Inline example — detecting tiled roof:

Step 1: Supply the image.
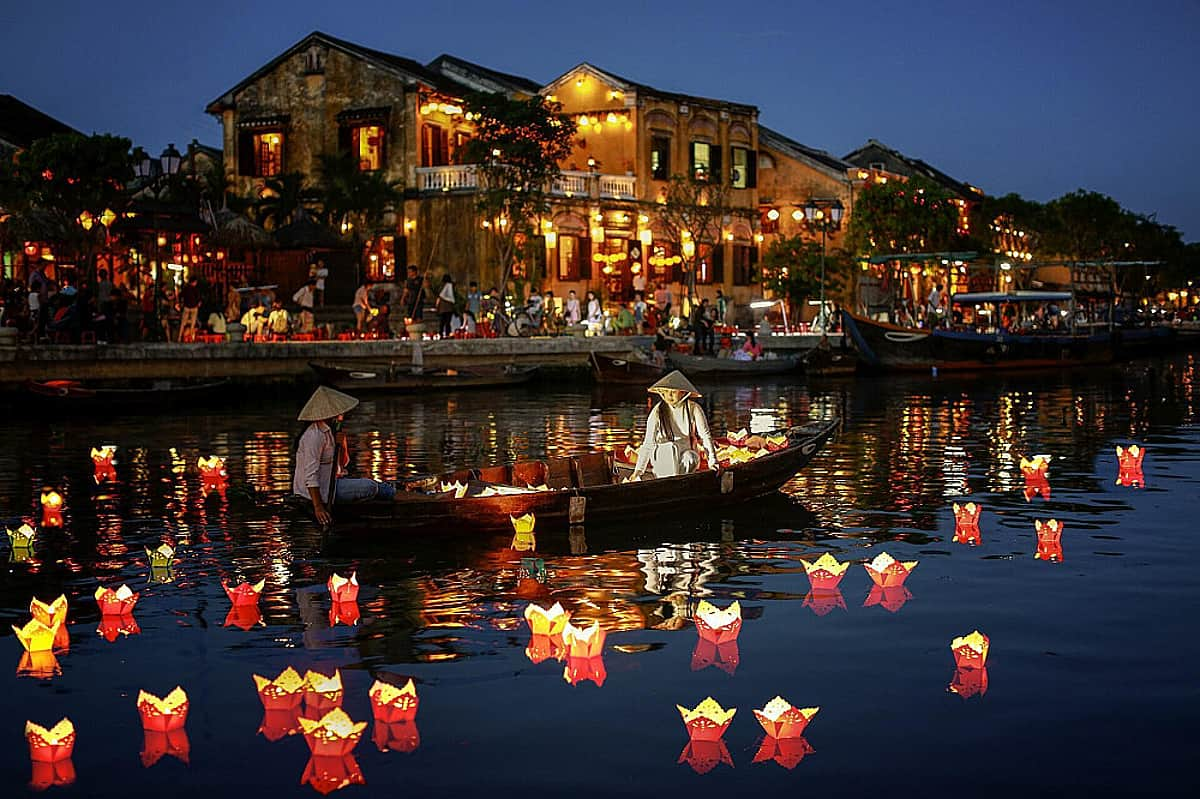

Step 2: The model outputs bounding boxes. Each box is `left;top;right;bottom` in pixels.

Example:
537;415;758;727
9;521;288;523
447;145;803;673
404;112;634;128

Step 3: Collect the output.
547;63;757;115
844;138;979;198
758;125;852;177
427;54;542;96
0;95;78;150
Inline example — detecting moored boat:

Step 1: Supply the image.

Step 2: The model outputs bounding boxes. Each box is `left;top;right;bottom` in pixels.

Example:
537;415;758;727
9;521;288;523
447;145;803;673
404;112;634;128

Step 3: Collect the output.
589;351;665;385
842;292;1115;371
310;361;538;392
24;377;231;408
298;418;838;533
667;351;802;377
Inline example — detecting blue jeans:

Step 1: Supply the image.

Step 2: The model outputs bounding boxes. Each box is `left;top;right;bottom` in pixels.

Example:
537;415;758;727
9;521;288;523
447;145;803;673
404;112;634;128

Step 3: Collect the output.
335;478;396;503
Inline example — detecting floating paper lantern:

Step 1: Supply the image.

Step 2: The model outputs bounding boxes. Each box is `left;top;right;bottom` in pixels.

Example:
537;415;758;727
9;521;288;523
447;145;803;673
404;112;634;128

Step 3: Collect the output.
254;667;306;710
301;753;365;795
197;455;228;493
950;630;990;669
224;604;263;630
693;600;741;644
40;488;64;527
329;600;360;627
298;708;368;757
863;552;918;587
304;669;345;715
1034;519;1064;562
439;480;468;499
525;633;563;665
1023;475;1051;502
16;651;61;679
690;638;740;675
91;445;117;483
754;697;818;739
96;614;140;642
223;579;266;606
677;697;736;742
94;585;139;616
948;666;989;699
148;565;175;585
510;513;536;551
678;739;733;774
259;706;303;742
752;736;814;770
1020;454;1051;478
372;719;420;754
563;654;607;687
524;602;570;636
802;588;846;616
952;501;983;544
368;679;418;724
864;584;913;613
141;728;190;768
30;595;68;629
30;759;76;790
327;572;359;602
25;718;75;762
562;620;606;658
7;523;37;548
1115;445;1146;488
12;619;62;653
138;686;189;732
800;553;849;590
145;542;175;568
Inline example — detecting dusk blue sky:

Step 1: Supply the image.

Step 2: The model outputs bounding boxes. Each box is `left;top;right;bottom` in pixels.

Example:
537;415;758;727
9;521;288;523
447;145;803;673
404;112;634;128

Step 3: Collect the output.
3;0;1196;238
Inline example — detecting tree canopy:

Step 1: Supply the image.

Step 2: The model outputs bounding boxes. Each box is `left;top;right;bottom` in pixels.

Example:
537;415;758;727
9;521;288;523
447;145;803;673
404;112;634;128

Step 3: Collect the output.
845;176;961;257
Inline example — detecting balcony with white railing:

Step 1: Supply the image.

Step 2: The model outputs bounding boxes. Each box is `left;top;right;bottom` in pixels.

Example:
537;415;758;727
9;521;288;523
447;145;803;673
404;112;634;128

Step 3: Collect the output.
416;164;636;201
416;164;478;192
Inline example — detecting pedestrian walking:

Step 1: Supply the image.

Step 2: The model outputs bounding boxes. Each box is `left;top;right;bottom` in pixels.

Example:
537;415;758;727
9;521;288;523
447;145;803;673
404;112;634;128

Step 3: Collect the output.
180;276;202;342
436;273;456;338
353;282;371;331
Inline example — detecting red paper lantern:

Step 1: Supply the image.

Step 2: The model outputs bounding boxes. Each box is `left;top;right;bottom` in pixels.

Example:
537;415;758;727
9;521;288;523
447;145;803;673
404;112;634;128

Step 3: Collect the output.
1034;519;1064;562
327;572;359;603
1115;445;1146;488
753;696;818;739
137;686;189;732
254;667;305;711
304;670;344;715
298;708;367;757
862;552;918;588
25;718;75;763
222;579;265;606
677;697;736;742
368;679;418;723
693;600;741;645
94;585;139;616
952;501;982;544
800;553;849;590
562;654;606;687
951;630;989;670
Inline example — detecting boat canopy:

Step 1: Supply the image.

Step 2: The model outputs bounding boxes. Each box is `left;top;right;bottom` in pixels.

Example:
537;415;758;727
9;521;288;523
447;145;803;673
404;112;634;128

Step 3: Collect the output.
951;291;1073;304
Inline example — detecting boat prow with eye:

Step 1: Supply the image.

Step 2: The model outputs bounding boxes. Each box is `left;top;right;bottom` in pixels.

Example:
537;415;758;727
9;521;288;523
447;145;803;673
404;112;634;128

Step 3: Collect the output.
301;418;838;533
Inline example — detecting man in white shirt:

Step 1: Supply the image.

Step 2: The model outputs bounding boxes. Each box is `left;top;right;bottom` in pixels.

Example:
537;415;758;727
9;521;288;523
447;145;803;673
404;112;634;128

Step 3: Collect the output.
292;278;316;333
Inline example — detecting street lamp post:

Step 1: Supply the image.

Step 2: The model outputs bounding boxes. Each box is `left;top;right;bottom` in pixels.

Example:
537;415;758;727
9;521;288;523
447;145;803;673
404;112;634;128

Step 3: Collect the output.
801;198;844;334
132;144;182;340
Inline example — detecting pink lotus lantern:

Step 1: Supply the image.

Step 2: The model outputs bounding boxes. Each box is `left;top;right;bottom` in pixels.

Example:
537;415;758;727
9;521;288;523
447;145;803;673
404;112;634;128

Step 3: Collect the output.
862;552;918;587
800;553;849;590
94;585;139;616
677;697;736;742
753;696;819;739
951;630;990;670
693;600;741;644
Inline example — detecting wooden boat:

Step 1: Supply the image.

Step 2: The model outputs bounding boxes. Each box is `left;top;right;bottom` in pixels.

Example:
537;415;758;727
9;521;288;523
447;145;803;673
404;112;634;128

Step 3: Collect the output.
842;292;1116;372
667;351;802;377
302;418;838;533
24;377;231;407
310;361;538;392
589;351;665;385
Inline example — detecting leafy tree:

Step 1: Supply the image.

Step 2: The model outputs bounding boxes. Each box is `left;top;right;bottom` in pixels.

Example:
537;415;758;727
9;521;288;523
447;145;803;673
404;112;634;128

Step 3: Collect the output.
461;91;576;290
316;152;403;279
1041;190;1133;261
652;173;733;306
254;171;313;230
969;192;1047;259
759;235;852;319
846;175;961;257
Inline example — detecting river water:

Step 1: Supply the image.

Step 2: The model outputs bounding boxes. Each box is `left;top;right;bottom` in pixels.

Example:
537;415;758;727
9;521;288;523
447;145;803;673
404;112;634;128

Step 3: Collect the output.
2;357;1198;796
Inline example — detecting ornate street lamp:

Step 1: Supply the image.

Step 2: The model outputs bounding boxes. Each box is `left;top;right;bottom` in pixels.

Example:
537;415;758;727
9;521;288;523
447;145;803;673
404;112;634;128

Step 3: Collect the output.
803;198;844;334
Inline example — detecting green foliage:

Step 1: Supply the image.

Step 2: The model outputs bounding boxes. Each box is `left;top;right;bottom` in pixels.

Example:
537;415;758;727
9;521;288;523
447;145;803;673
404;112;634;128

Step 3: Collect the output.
461;91;576;287
14;133;132;219
760;235;852;310
969;192;1048;256
254;171;313;229
846;176;961;257
653;174;734;303
314;152;403;277
1041;190;1132;261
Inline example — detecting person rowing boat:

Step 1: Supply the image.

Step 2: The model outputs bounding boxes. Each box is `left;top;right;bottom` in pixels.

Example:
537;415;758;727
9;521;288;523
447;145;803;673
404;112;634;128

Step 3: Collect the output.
292;386;395;524
630;371;719;480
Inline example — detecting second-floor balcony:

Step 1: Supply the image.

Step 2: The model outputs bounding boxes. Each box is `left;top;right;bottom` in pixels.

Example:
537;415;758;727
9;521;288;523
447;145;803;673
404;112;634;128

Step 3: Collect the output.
416;165;637;201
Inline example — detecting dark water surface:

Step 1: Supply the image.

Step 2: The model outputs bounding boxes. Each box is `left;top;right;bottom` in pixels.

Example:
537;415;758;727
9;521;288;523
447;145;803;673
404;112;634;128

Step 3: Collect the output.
2;358;1199;796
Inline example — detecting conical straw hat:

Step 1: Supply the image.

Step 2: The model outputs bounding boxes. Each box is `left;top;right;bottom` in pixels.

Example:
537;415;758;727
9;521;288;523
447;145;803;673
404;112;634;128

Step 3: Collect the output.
297;386;360;421
648;370;701;398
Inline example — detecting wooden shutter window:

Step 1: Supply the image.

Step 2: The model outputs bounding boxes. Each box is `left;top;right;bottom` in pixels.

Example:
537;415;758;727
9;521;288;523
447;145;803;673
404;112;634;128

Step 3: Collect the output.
710;145;722;185
747;150;757;188
237;131;255;176
711;245;724;283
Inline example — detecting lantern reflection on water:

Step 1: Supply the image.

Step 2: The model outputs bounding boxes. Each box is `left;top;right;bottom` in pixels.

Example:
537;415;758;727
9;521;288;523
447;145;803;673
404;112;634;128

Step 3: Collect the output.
96;614;140;642
948;666;989;699
1020;455;1052;501
862;552;918;587
752;736;814;770
141;728;191;768
40;488;64;527
678;739;733;774
952;501;983;544
369;679;418;723
7;522;37;548
222;579;266;606
255;667;306;740
510;513;536;551
305;670;345;715
563;654;607;687
145;542;176;568
302;753;365;794
224;604;264;630
1116;444;1146;487
1034;519;1064;562
951;630;990;670
329;600;361;627
864;584;913;613
677;697;736;741
802;588;846;616
17;651;61;679
327;572;359;602
525;633;564;664
690;638;740;675
693;600;741;644
298;708;368;757
94;585;139;616
373;719;420;753
800;553;849;590
91;445;117;483
30;759;76;790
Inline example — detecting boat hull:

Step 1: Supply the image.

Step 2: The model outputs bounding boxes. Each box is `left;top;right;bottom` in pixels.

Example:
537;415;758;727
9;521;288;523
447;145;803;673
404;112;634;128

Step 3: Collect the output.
312;419;838;533
842;311;1113;371
589;352;665;385
24;378;231;408
310;362;538;392
667;351;801;377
